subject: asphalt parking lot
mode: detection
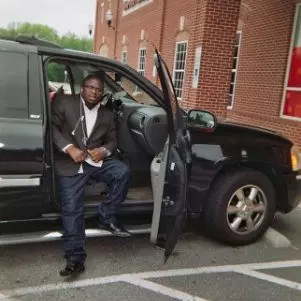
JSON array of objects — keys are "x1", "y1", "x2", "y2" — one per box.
[{"x1": 1, "y1": 208, "x2": 301, "y2": 301}]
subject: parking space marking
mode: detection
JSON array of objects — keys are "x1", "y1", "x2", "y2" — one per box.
[
  {"x1": 0, "y1": 275, "x2": 125, "y2": 299},
  {"x1": 235, "y1": 268, "x2": 301, "y2": 291},
  {"x1": 0, "y1": 294, "x2": 18, "y2": 301},
  {"x1": 132, "y1": 260, "x2": 301, "y2": 279},
  {"x1": 0, "y1": 294, "x2": 8, "y2": 301},
  {"x1": 1, "y1": 260, "x2": 301, "y2": 300},
  {"x1": 124, "y1": 277, "x2": 208, "y2": 301}
]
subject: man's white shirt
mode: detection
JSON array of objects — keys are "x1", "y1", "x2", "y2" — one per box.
[{"x1": 63, "y1": 98, "x2": 110, "y2": 173}]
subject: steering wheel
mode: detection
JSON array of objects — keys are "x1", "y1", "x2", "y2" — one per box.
[{"x1": 102, "y1": 92, "x2": 122, "y2": 111}]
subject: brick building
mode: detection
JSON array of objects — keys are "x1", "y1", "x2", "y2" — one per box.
[{"x1": 93, "y1": 0, "x2": 301, "y2": 146}]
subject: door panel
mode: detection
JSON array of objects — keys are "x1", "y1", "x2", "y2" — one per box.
[
  {"x1": 159, "y1": 145, "x2": 187, "y2": 255},
  {"x1": 0, "y1": 50, "x2": 46, "y2": 221},
  {"x1": 150, "y1": 140, "x2": 169, "y2": 243},
  {"x1": 0, "y1": 119, "x2": 43, "y2": 175},
  {"x1": 151, "y1": 142, "x2": 188, "y2": 260},
  {"x1": 150, "y1": 49, "x2": 190, "y2": 261},
  {"x1": 0, "y1": 118, "x2": 45, "y2": 220}
]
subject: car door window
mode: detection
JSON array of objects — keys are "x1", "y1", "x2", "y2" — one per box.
[
  {"x1": 46, "y1": 59, "x2": 159, "y2": 107},
  {"x1": 68, "y1": 63, "x2": 158, "y2": 106},
  {"x1": 69, "y1": 64, "x2": 109, "y2": 95},
  {"x1": 0, "y1": 51, "x2": 28, "y2": 119},
  {"x1": 47, "y1": 62, "x2": 72, "y2": 96},
  {"x1": 105, "y1": 72, "x2": 158, "y2": 106}
]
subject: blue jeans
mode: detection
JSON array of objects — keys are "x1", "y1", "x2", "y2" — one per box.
[{"x1": 56, "y1": 159, "x2": 131, "y2": 264}]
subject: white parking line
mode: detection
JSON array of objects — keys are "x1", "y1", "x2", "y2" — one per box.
[
  {"x1": 0, "y1": 294, "x2": 18, "y2": 301},
  {"x1": 0, "y1": 294, "x2": 8, "y2": 301},
  {"x1": 1, "y1": 260, "x2": 301, "y2": 299},
  {"x1": 235, "y1": 268, "x2": 301, "y2": 291},
  {"x1": 0, "y1": 275, "x2": 124, "y2": 298},
  {"x1": 133, "y1": 260, "x2": 301, "y2": 279},
  {"x1": 124, "y1": 277, "x2": 208, "y2": 301}
]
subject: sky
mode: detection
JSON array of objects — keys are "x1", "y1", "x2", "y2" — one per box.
[{"x1": 0, "y1": 0, "x2": 96, "y2": 37}]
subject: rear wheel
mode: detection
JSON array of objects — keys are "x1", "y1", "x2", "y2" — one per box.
[{"x1": 203, "y1": 169, "x2": 276, "y2": 245}]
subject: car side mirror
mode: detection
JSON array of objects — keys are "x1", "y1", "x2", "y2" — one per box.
[{"x1": 187, "y1": 109, "x2": 217, "y2": 131}]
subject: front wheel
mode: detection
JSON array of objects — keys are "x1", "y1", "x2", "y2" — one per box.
[{"x1": 203, "y1": 169, "x2": 276, "y2": 246}]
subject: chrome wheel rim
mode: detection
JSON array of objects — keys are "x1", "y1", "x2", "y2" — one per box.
[{"x1": 227, "y1": 185, "x2": 267, "y2": 235}]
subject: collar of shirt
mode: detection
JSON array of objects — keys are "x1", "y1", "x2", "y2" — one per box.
[
  {"x1": 80, "y1": 97, "x2": 101, "y2": 111},
  {"x1": 81, "y1": 97, "x2": 101, "y2": 137}
]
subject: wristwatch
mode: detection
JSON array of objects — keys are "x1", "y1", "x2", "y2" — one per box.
[{"x1": 101, "y1": 147, "x2": 109, "y2": 157}]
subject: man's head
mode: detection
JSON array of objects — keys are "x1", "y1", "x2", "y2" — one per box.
[{"x1": 81, "y1": 74, "x2": 104, "y2": 107}]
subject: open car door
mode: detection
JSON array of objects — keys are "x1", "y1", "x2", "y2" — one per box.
[{"x1": 150, "y1": 48, "x2": 192, "y2": 262}]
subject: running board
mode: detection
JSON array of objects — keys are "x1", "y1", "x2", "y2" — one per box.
[{"x1": 0, "y1": 225, "x2": 151, "y2": 246}]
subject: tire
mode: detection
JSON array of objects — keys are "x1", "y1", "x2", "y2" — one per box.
[{"x1": 203, "y1": 169, "x2": 276, "y2": 246}]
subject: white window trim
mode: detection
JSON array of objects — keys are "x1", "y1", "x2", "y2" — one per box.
[
  {"x1": 280, "y1": 3, "x2": 301, "y2": 121},
  {"x1": 99, "y1": 44, "x2": 108, "y2": 57},
  {"x1": 122, "y1": 0, "x2": 153, "y2": 16},
  {"x1": 137, "y1": 47, "x2": 146, "y2": 76},
  {"x1": 101, "y1": 3, "x2": 104, "y2": 23},
  {"x1": 227, "y1": 30, "x2": 242, "y2": 110},
  {"x1": 172, "y1": 40, "x2": 188, "y2": 101}
]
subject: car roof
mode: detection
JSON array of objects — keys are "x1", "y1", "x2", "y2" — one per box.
[
  {"x1": 0, "y1": 37, "x2": 38, "y2": 53},
  {"x1": 0, "y1": 36, "x2": 99, "y2": 59},
  {"x1": 0, "y1": 35, "x2": 165, "y2": 107},
  {"x1": 0, "y1": 35, "x2": 144, "y2": 73},
  {"x1": 0, "y1": 36, "x2": 112, "y2": 61}
]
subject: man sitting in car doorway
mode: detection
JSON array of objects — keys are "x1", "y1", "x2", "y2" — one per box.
[{"x1": 51, "y1": 74, "x2": 131, "y2": 277}]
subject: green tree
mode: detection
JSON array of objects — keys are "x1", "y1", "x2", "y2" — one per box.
[
  {"x1": 48, "y1": 62, "x2": 66, "y2": 82},
  {"x1": 59, "y1": 32, "x2": 93, "y2": 52},
  {"x1": 0, "y1": 22, "x2": 60, "y2": 43},
  {"x1": 0, "y1": 22, "x2": 92, "y2": 52},
  {"x1": 0, "y1": 22, "x2": 93, "y2": 81}
]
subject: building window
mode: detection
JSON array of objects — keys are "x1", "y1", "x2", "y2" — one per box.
[
  {"x1": 228, "y1": 31, "x2": 242, "y2": 108},
  {"x1": 121, "y1": 50, "x2": 127, "y2": 64},
  {"x1": 282, "y1": 4, "x2": 301, "y2": 119},
  {"x1": 173, "y1": 41, "x2": 188, "y2": 100},
  {"x1": 99, "y1": 44, "x2": 108, "y2": 57},
  {"x1": 138, "y1": 48, "x2": 146, "y2": 76},
  {"x1": 101, "y1": 6, "x2": 104, "y2": 23}
]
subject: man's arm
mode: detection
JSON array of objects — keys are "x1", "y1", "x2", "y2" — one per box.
[{"x1": 51, "y1": 97, "x2": 73, "y2": 151}]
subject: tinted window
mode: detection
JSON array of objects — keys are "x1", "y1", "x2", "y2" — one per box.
[
  {"x1": 47, "y1": 62, "x2": 72, "y2": 96},
  {"x1": 107, "y1": 73, "x2": 158, "y2": 106},
  {"x1": 0, "y1": 51, "x2": 28, "y2": 118}
]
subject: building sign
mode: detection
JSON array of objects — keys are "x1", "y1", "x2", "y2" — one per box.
[
  {"x1": 123, "y1": 0, "x2": 153, "y2": 16},
  {"x1": 192, "y1": 47, "x2": 202, "y2": 88},
  {"x1": 282, "y1": 5, "x2": 301, "y2": 119}
]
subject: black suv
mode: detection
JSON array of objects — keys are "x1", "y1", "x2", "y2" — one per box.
[{"x1": 0, "y1": 37, "x2": 300, "y2": 257}]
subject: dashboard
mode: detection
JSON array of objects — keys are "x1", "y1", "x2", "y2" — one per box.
[
  {"x1": 128, "y1": 106, "x2": 168, "y2": 156},
  {"x1": 110, "y1": 93, "x2": 168, "y2": 157}
]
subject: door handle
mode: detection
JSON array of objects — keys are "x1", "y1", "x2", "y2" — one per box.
[{"x1": 140, "y1": 116, "x2": 146, "y2": 129}]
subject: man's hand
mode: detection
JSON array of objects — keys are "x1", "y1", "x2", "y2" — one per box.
[
  {"x1": 66, "y1": 145, "x2": 86, "y2": 163},
  {"x1": 87, "y1": 148, "x2": 106, "y2": 163}
]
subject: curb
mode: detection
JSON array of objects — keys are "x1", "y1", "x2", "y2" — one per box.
[{"x1": 264, "y1": 227, "x2": 292, "y2": 248}]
